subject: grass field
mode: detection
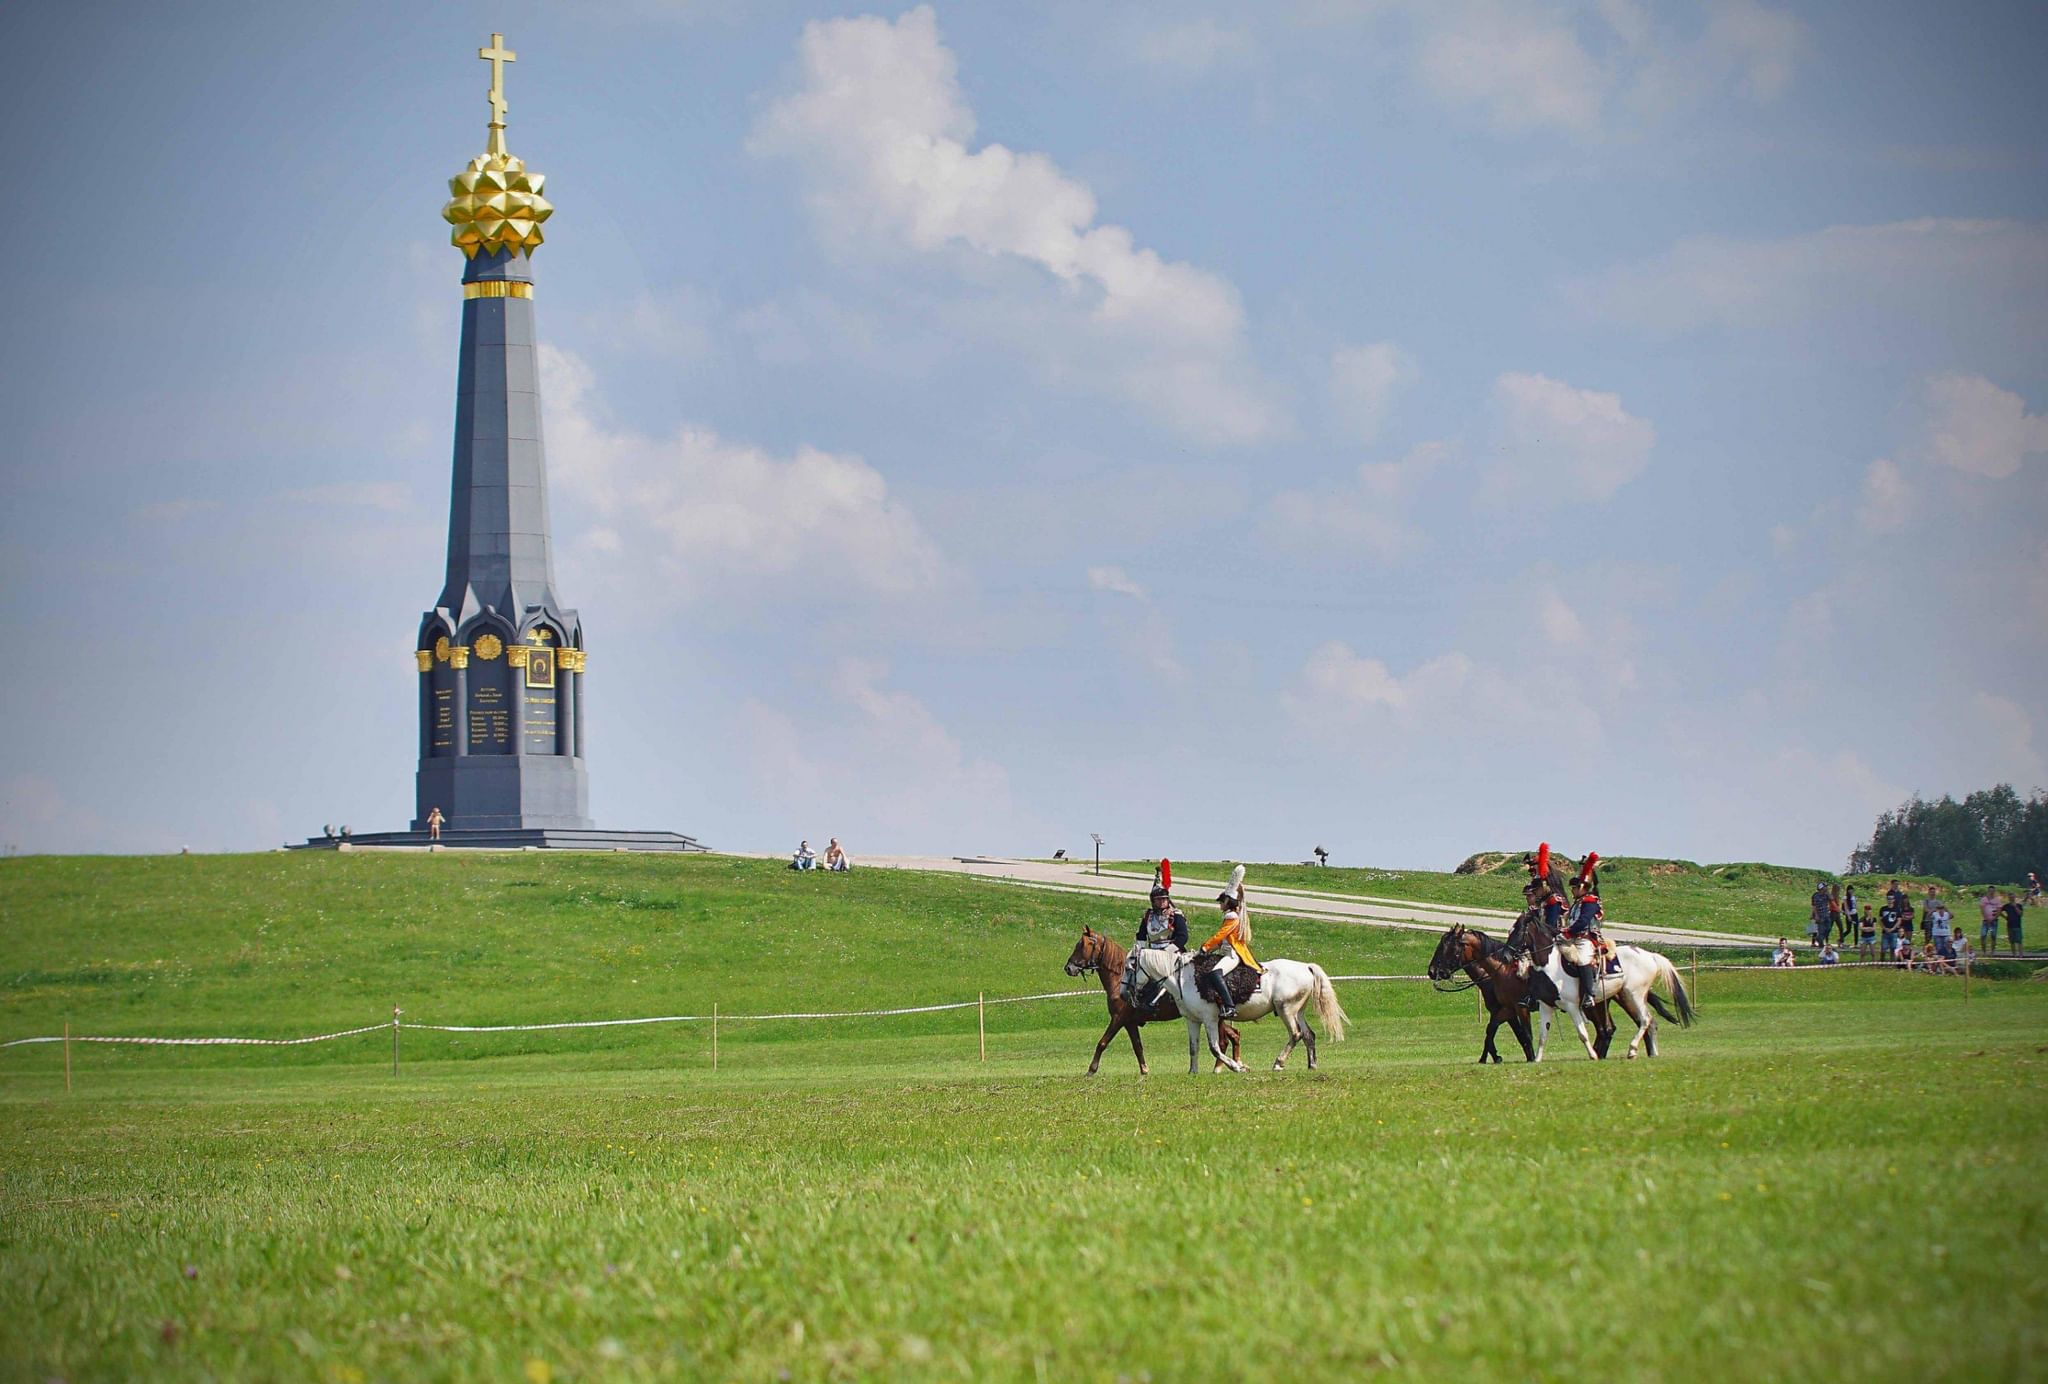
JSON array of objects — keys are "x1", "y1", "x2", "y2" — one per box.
[
  {"x1": 4, "y1": 854, "x2": 2046, "y2": 1382},
  {"x1": 1102, "y1": 857, "x2": 2029, "y2": 941}
]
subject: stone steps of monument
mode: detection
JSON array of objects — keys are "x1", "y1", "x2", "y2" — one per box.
[{"x1": 289, "y1": 829, "x2": 707, "y2": 853}]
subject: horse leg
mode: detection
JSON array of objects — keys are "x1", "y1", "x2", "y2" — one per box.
[
  {"x1": 1090, "y1": 1015, "x2": 1121, "y2": 1075},
  {"x1": 1206, "y1": 1016, "x2": 1246, "y2": 1074},
  {"x1": 1617, "y1": 988, "x2": 1651, "y2": 1059},
  {"x1": 1482, "y1": 1009, "x2": 1507, "y2": 1064},
  {"x1": 1509, "y1": 1006, "x2": 1535, "y2": 1062},
  {"x1": 1534, "y1": 1004, "x2": 1550, "y2": 1062},
  {"x1": 1274, "y1": 1008, "x2": 1301, "y2": 1071},
  {"x1": 1187, "y1": 1017, "x2": 1201, "y2": 1075},
  {"x1": 1301, "y1": 1011, "x2": 1319, "y2": 1071},
  {"x1": 1127, "y1": 1018, "x2": 1149, "y2": 1077},
  {"x1": 1569, "y1": 999, "x2": 1599, "y2": 1060}
]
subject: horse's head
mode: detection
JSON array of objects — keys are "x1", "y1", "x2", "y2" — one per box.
[
  {"x1": 1064, "y1": 926, "x2": 1103, "y2": 977},
  {"x1": 1505, "y1": 904, "x2": 1552, "y2": 960},
  {"x1": 1427, "y1": 924, "x2": 1467, "y2": 981}
]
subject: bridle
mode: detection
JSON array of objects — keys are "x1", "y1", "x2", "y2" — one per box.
[{"x1": 1064, "y1": 934, "x2": 1104, "y2": 978}]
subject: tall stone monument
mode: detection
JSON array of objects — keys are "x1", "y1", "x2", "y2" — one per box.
[{"x1": 299, "y1": 35, "x2": 700, "y2": 851}]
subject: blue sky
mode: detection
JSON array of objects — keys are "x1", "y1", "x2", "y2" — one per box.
[{"x1": 2, "y1": 0, "x2": 2044, "y2": 868}]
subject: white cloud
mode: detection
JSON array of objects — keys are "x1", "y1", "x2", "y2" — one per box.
[
  {"x1": 1416, "y1": 1, "x2": 1608, "y2": 136},
  {"x1": 1087, "y1": 564, "x2": 1147, "y2": 599},
  {"x1": 1567, "y1": 218, "x2": 2048, "y2": 337},
  {"x1": 1856, "y1": 458, "x2": 1912, "y2": 533},
  {"x1": 1920, "y1": 373, "x2": 2048, "y2": 480},
  {"x1": 1129, "y1": 17, "x2": 1256, "y2": 77},
  {"x1": 1085, "y1": 565, "x2": 1182, "y2": 680},
  {"x1": 1487, "y1": 372, "x2": 1654, "y2": 502},
  {"x1": 1329, "y1": 342, "x2": 1417, "y2": 444},
  {"x1": 749, "y1": 6, "x2": 1278, "y2": 444},
  {"x1": 541, "y1": 345, "x2": 944, "y2": 602},
  {"x1": 1281, "y1": 638, "x2": 1601, "y2": 760},
  {"x1": 1266, "y1": 440, "x2": 1447, "y2": 562},
  {"x1": 741, "y1": 657, "x2": 1021, "y2": 852}
]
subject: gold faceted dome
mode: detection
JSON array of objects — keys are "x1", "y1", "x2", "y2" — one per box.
[{"x1": 442, "y1": 152, "x2": 553, "y2": 259}]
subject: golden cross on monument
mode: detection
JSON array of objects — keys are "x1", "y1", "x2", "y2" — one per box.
[{"x1": 479, "y1": 32, "x2": 516, "y2": 155}]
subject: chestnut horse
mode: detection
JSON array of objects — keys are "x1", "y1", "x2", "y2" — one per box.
[
  {"x1": 1425, "y1": 923, "x2": 1537, "y2": 1063},
  {"x1": 1064, "y1": 927, "x2": 1239, "y2": 1076}
]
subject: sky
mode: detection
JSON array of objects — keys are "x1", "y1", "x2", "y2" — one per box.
[{"x1": 2, "y1": 0, "x2": 2045, "y2": 869}]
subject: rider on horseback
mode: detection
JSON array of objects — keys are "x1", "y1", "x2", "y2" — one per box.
[
  {"x1": 1121, "y1": 859, "x2": 1188, "y2": 1010},
  {"x1": 1197, "y1": 865, "x2": 1263, "y2": 1019},
  {"x1": 1564, "y1": 853, "x2": 1606, "y2": 1014}
]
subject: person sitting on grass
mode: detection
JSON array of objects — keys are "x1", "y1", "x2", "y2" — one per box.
[
  {"x1": 791, "y1": 839, "x2": 816, "y2": 871},
  {"x1": 1954, "y1": 934, "x2": 1976, "y2": 970},
  {"x1": 1896, "y1": 939, "x2": 1917, "y2": 971},
  {"x1": 1818, "y1": 941, "x2": 1840, "y2": 966},
  {"x1": 1923, "y1": 942, "x2": 1955, "y2": 976},
  {"x1": 1772, "y1": 938, "x2": 1796, "y2": 967},
  {"x1": 823, "y1": 838, "x2": 851, "y2": 872}
]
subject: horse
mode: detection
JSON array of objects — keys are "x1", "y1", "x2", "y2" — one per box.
[
  {"x1": 1127, "y1": 945, "x2": 1349, "y2": 1074},
  {"x1": 1506, "y1": 907, "x2": 1694, "y2": 1060},
  {"x1": 1063, "y1": 927, "x2": 1240, "y2": 1076},
  {"x1": 1426, "y1": 924, "x2": 1536, "y2": 1063}
]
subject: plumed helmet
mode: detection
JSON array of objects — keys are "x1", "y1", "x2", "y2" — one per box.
[
  {"x1": 1533, "y1": 842, "x2": 1551, "y2": 881},
  {"x1": 1153, "y1": 858, "x2": 1173, "y2": 895}
]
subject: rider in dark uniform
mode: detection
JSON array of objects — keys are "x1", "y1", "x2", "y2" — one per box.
[
  {"x1": 1122, "y1": 863, "x2": 1189, "y2": 1010},
  {"x1": 1563, "y1": 853, "x2": 1605, "y2": 1013}
]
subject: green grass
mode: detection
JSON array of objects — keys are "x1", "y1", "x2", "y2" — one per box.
[
  {"x1": 1102, "y1": 857, "x2": 2027, "y2": 941},
  {"x1": 3, "y1": 853, "x2": 2046, "y2": 1382}
]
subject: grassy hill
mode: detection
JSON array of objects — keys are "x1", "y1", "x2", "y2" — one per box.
[
  {"x1": 3, "y1": 853, "x2": 2045, "y2": 1381},
  {"x1": 1103, "y1": 855, "x2": 2018, "y2": 940}
]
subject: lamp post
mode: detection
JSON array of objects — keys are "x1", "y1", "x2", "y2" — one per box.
[{"x1": 1090, "y1": 833, "x2": 1103, "y2": 876}]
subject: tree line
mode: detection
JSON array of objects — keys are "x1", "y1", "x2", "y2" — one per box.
[{"x1": 1848, "y1": 784, "x2": 2047, "y2": 883}]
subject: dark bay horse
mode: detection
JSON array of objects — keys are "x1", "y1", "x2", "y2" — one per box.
[
  {"x1": 1064, "y1": 927, "x2": 1239, "y2": 1076},
  {"x1": 1506, "y1": 902, "x2": 1621, "y2": 1059},
  {"x1": 1426, "y1": 923, "x2": 1540, "y2": 1063}
]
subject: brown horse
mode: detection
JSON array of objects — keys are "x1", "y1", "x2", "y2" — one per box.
[
  {"x1": 1425, "y1": 923, "x2": 1538, "y2": 1063},
  {"x1": 1064, "y1": 927, "x2": 1240, "y2": 1076}
]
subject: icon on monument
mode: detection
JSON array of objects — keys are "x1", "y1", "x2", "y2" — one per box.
[{"x1": 525, "y1": 647, "x2": 556, "y2": 689}]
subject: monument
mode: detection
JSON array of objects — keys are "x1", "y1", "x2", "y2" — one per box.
[{"x1": 296, "y1": 36, "x2": 701, "y2": 851}]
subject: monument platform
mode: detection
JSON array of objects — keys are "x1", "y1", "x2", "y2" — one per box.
[{"x1": 289, "y1": 828, "x2": 707, "y2": 852}]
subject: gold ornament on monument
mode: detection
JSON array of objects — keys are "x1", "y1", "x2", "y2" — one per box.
[
  {"x1": 441, "y1": 34, "x2": 553, "y2": 259},
  {"x1": 473, "y1": 633, "x2": 504, "y2": 660},
  {"x1": 434, "y1": 636, "x2": 452, "y2": 664}
]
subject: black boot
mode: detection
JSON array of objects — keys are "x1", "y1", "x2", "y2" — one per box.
[
  {"x1": 1205, "y1": 972, "x2": 1236, "y2": 1018},
  {"x1": 1575, "y1": 962, "x2": 1601, "y2": 1013}
]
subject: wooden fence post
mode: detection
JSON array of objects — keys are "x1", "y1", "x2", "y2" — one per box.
[
  {"x1": 978, "y1": 992, "x2": 987, "y2": 1063},
  {"x1": 712, "y1": 1003, "x2": 719, "y2": 1072},
  {"x1": 63, "y1": 1020, "x2": 71, "y2": 1094}
]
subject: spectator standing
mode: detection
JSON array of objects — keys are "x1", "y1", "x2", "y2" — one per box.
[
  {"x1": 2003, "y1": 893, "x2": 2026, "y2": 956},
  {"x1": 1955, "y1": 934, "x2": 1976, "y2": 971},
  {"x1": 1844, "y1": 882, "x2": 1860, "y2": 925},
  {"x1": 1828, "y1": 884, "x2": 1846, "y2": 945},
  {"x1": 2027, "y1": 872, "x2": 2042, "y2": 906},
  {"x1": 1929, "y1": 904, "x2": 1952, "y2": 958},
  {"x1": 1857, "y1": 905, "x2": 1878, "y2": 960},
  {"x1": 426, "y1": 806, "x2": 444, "y2": 842},
  {"x1": 1885, "y1": 879, "x2": 1908, "y2": 918},
  {"x1": 1808, "y1": 880, "x2": 1829, "y2": 948},
  {"x1": 1880, "y1": 907, "x2": 1900, "y2": 962},
  {"x1": 1897, "y1": 898, "x2": 1917, "y2": 949}
]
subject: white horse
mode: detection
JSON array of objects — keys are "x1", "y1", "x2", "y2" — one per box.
[
  {"x1": 1528, "y1": 940, "x2": 1694, "y2": 1060},
  {"x1": 1128, "y1": 948, "x2": 1349, "y2": 1073}
]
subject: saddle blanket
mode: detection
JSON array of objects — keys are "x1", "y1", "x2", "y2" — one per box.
[{"x1": 1193, "y1": 955, "x2": 1263, "y2": 1006}]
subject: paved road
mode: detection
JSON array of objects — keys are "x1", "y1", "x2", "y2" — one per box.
[{"x1": 804, "y1": 854, "x2": 1768, "y2": 949}]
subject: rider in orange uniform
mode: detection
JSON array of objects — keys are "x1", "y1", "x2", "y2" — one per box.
[{"x1": 1198, "y1": 865, "x2": 1263, "y2": 1018}]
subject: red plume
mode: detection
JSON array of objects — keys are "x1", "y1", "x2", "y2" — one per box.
[
  {"x1": 1159, "y1": 858, "x2": 1173, "y2": 893},
  {"x1": 1577, "y1": 852, "x2": 1601, "y2": 886},
  {"x1": 1534, "y1": 843, "x2": 1550, "y2": 880}
]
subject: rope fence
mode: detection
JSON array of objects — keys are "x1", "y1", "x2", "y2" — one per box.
[{"x1": 5, "y1": 953, "x2": 2019, "y2": 1090}]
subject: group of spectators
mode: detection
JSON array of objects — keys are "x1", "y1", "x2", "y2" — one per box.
[
  {"x1": 1798, "y1": 873, "x2": 2037, "y2": 967},
  {"x1": 790, "y1": 838, "x2": 852, "y2": 872}
]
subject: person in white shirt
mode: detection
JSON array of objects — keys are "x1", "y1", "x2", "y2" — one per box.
[{"x1": 1771, "y1": 938, "x2": 1796, "y2": 967}]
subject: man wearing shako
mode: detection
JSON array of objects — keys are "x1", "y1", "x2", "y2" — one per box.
[
  {"x1": 1122, "y1": 859, "x2": 1189, "y2": 1010},
  {"x1": 1197, "y1": 865, "x2": 1263, "y2": 1019},
  {"x1": 1560, "y1": 852, "x2": 1606, "y2": 1013},
  {"x1": 1524, "y1": 841, "x2": 1569, "y2": 934}
]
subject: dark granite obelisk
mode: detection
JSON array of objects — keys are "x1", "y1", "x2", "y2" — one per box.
[
  {"x1": 411, "y1": 241, "x2": 591, "y2": 831},
  {"x1": 294, "y1": 35, "x2": 701, "y2": 851}
]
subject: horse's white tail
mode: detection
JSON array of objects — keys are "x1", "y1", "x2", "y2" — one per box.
[
  {"x1": 1309, "y1": 963, "x2": 1349, "y2": 1041},
  {"x1": 1655, "y1": 953, "x2": 1695, "y2": 1027}
]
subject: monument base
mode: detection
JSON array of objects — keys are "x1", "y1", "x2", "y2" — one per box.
[{"x1": 288, "y1": 828, "x2": 707, "y2": 852}]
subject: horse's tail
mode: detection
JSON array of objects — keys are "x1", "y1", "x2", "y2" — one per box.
[
  {"x1": 1655, "y1": 952, "x2": 1695, "y2": 1027},
  {"x1": 1309, "y1": 964, "x2": 1349, "y2": 1042}
]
